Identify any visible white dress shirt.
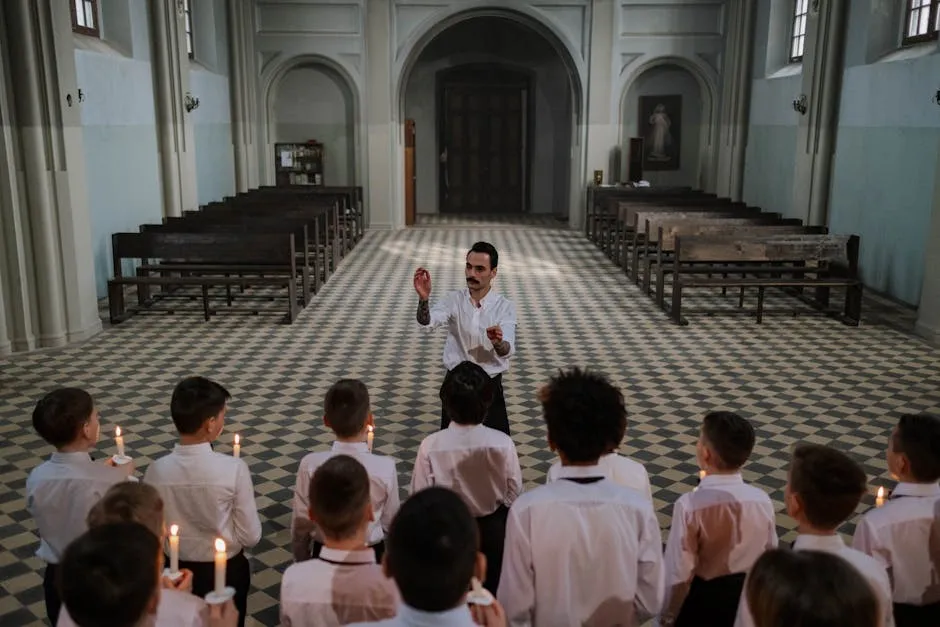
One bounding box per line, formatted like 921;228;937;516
411;423;522;517
280;547;399;626
852;481;940;605
26;451;129;563
733;533;894;627
347;603;478;627
546;453;653;502
498;465;665;627
143;443;262;561
292;442;400;550
58;588;208;627
661;474;777;619
422;288;517;375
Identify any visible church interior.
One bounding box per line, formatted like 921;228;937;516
1;0;940;625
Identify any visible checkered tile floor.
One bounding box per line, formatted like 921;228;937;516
2;222;939;626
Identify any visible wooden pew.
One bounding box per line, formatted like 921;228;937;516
585;185;702;242
251;185;363;248
108;232;300;324
669;233;862;325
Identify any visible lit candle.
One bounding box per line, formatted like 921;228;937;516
169;524;180;574
233;434;240;459
115;426;125;458
699;470;706;481
214;538;226;593
876;486;886;508
367;425;374;452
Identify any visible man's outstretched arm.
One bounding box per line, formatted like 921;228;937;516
417;299;431;326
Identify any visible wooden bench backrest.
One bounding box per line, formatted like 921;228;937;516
112;232;296;275
591;186;706;210
657;220;816;249
627;205;759;231
145;219;308;240
676;234;859;265
641;213;785;243
607;194;723;214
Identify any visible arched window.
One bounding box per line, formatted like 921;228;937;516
789;0;808;62
904;0;940;45
71;0;100;37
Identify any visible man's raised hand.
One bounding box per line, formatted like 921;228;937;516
414;268;432;300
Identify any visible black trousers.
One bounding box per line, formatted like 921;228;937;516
894;601;940;627
441;372;510;436
43;563;61;626
179;551;251;627
311;539;385;564
477;504;510;595
675;572;747;627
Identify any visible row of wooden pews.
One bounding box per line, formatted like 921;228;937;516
107;186;363;325
585;185;863;326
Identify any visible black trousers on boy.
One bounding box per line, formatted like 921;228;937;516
179;551;251;627
675;572;747;627
894;601;940;627
440;372;510;436
476;504;510;595
43;563;61;626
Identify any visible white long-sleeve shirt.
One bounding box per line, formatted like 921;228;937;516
58;588;208;627
546;452;653;502
498;464;665;626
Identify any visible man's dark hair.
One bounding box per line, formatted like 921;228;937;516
467;242;498;269
324;379;370;438
542;367;626;464
701;411;756;470
440;362;494;426
32;388;95;448
59;522;161;627
789;443;867;530
170;376;231;435
892;413;940;482
309;455;371;540
386;487;478;612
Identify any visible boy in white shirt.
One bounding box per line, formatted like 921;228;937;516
412;361;523;593
144;377;261;627
26;388;133;624
498;367;665;626
659;411;777;627
853;413;940;626
291;379;400;563
280;454;398;626
734;443;894;627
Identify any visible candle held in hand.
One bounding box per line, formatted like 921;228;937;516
233;434;240;459
169;524;180;574
214;538;227;593
367;425;374;452
875;486;886;508
115;426;125;458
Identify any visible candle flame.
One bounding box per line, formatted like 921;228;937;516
368;425;374;433
215;538;226;552
877;486;885;498
115;426;122;437
699;470;706;479
234;434;240;445
170;524;179;537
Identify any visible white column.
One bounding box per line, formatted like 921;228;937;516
715;0;755;200
365;0;394;228
227;0;248;192
151;0;183;217
583;0;616;193
915;140;940;345
244;0;261;190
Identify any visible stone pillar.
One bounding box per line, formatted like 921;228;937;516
228;0;261;193
915;140;940;345
243;0;261;190
584;0;616;191
365;0;394;228
715;0;755;200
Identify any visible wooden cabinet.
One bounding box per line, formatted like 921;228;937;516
274;141;324;187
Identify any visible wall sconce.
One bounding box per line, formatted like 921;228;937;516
184;92;200;113
792;94;808;115
66;89;85;107
934;88;940;106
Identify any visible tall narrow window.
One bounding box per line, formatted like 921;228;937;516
903;0;940;45
183;0;194;58
71;0;100;37
789;0;808;62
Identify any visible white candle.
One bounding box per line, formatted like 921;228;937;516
214;538;226;593
169;524;179;574
115;426;125;458
875;486;886;508
699;470;706;481
233;434;240;459
367;425;374;452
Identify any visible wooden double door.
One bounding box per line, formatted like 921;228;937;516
439;67;529;214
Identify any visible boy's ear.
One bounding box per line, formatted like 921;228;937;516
473;552;487;584
364;502;375;524
898;452;912;477
323;415;331;429
787;490;802;520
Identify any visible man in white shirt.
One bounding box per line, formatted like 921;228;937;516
144;377;262;627
498;367;665;626
415;241;517;435
852;413;940;626
734;443;894;627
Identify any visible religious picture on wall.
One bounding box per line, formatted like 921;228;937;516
639;95;681;171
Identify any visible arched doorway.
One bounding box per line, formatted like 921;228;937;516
396;8;584;224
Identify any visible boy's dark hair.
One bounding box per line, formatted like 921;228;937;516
440;362;494;426
789;443;866;530
892;413;940;482
324;379;370;438
87;482;165;538
309;455;371;540
386;487;478;612
59;522;161;627
541;368;626;463
468;242;498;269
170;376;231;435
32;388;95;448
701;411;756;470
746;548;879;627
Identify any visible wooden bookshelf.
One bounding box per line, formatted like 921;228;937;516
274;141;324;187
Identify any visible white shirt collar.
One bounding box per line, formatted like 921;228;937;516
466;288;498;308
793;533;846;552
891;482;940;498
332;441;370;454
699;473;744;488
172;442;214;455
394;602;478;627
555;464;606;479
446;422;483;432
49;451;94;464
318;546;376;565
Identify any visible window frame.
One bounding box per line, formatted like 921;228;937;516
183;0;195;59
70;0;100;38
788;0;809;63
902;0;940;46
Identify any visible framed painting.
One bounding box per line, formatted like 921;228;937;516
638;95;681;171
